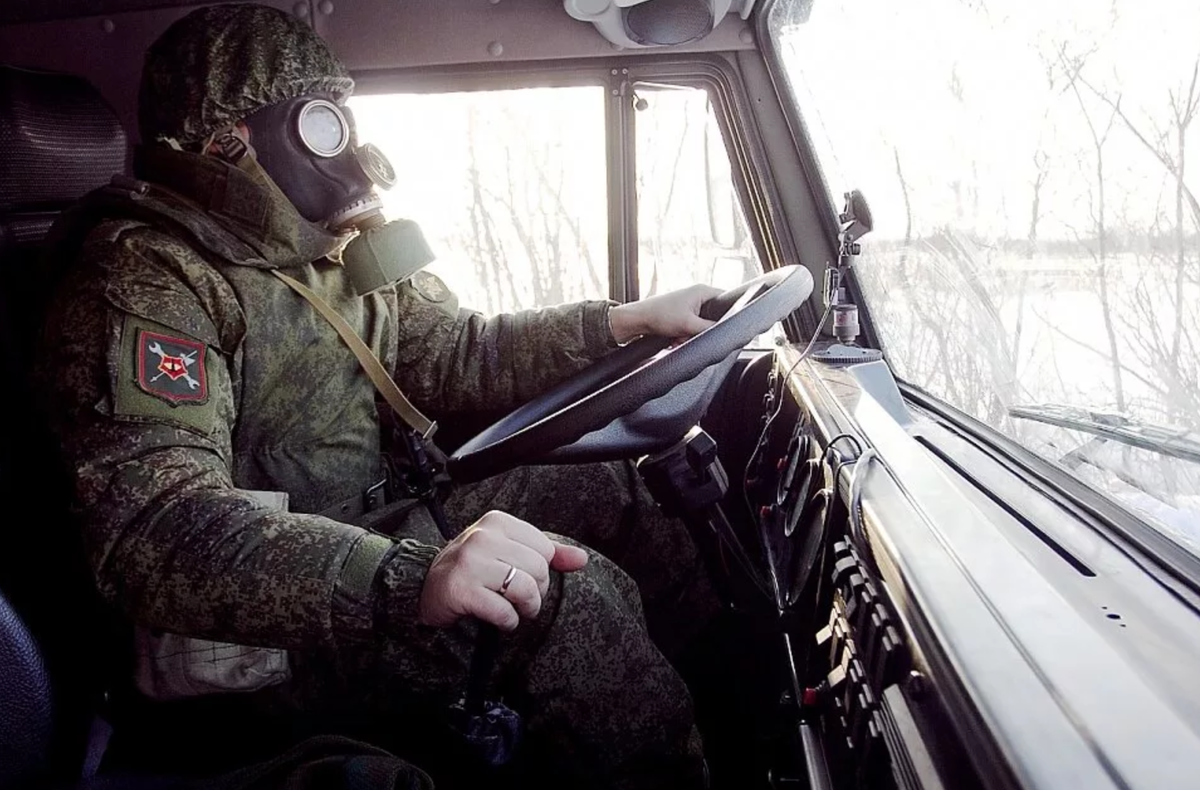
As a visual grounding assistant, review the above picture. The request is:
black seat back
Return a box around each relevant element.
[0,589,52,788]
[0,63,127,373]
[0,63,127,788]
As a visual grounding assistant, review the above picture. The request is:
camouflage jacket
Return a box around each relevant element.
[37,145,617,659]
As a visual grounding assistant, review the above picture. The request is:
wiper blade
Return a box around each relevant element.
[1009,403,1200,465]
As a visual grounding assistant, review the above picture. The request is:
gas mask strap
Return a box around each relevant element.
[209,128,258,172]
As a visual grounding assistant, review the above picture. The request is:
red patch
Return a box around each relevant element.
[137,329,208,404]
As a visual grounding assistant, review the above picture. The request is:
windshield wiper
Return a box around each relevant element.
[1009,403,1200,465]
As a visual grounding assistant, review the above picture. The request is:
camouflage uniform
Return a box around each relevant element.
[37,5,715,788]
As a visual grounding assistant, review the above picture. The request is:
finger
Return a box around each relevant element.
[681,315,715,336]
[493,513,557,562]
[550,542,589,572]
[492,541,551,596]
[465,585,521,631]
[495,565,543,621]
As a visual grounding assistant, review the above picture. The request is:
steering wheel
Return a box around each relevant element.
[447,265,814,483]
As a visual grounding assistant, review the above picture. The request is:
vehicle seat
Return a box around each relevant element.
[0,586,52,788]
[0,586,192,790]
[0,63,129,790]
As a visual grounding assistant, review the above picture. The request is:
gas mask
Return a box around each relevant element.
[241,94,434,295]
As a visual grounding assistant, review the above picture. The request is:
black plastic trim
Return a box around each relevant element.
[780,358,1019,790]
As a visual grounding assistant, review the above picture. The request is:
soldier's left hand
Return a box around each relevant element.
[608,283,723,345]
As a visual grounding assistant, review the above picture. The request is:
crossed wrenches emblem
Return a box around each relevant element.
[148,341,200,390]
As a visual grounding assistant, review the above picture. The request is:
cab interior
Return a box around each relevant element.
[3,1,1200,789]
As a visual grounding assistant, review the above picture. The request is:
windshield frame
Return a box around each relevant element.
[354,54,812,341]
[753,0,882,351]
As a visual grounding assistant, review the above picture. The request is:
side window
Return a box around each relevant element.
[634,86,764,296]
[350,82,767,319]
[349,87,609,314]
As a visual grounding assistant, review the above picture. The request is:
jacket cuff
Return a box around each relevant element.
[330,534,437,646]
[372,538,442,633]
[585,300,621,358]
[330,532,393,645]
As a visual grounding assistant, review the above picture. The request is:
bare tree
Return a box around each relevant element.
[1084,57,1200,425]
[455,101,607,314]
[1057,43,1128,411]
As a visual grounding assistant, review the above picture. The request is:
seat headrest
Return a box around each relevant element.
[0,65,127,214]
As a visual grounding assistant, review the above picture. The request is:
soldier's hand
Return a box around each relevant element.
[608,283,723,345]
[418,510,588,631]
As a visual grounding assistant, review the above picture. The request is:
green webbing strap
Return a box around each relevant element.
[272,269,436,439]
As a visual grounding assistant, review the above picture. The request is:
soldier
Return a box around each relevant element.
[38,3,722,788]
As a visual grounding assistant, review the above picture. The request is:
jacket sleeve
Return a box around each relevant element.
[38,227,438,655]
[392,271,619,414]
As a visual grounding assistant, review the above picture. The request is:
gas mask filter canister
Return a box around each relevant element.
[340,217,437,296]
[328,143,437,297]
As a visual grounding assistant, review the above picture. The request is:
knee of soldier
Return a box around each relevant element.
[547,532,645,625]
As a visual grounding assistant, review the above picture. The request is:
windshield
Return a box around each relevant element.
[766,0,1200,553]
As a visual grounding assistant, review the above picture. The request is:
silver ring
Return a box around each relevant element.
[499,564,517,596]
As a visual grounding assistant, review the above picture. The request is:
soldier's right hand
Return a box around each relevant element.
[418,510,589,631]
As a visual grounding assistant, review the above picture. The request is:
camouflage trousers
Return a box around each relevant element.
[441,460,721,661]
[307,460,720,789]
[110,462,720,789]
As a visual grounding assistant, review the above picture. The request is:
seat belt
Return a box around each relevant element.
[271,269,437,440]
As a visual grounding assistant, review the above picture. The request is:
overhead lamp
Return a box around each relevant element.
[565,0,737,49]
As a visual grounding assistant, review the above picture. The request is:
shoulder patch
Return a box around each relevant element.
[411,270,450,304]
[136,328,208,404]
[114,314,220,435]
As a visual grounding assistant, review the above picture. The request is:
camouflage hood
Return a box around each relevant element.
[86,144,349,269]
[131,144,349,268]
[139,3,354,147]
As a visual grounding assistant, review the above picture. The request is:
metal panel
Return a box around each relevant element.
[0,0,754,142]
[800,357,1200,790]
[0,0,200,26]
[310,0,753,71]
[0,1,302,141]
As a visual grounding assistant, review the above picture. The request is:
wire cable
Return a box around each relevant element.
[742,302,836,520]
[847,447,879,561]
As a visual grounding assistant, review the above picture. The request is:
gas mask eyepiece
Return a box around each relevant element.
[296,99,351,157]
[293,99,395,192]
[243,95,399,231]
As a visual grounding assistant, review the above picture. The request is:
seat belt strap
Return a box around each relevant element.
[272,269,437,440]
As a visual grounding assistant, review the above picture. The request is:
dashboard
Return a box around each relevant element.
[747,345,1200,790]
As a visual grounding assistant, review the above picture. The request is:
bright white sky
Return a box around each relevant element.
[346,1,1199,535]
[774,0,1200,242]
[349,84,757,308]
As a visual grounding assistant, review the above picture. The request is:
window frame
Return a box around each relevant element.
[754,0,882,350]
[351,55,805,339]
